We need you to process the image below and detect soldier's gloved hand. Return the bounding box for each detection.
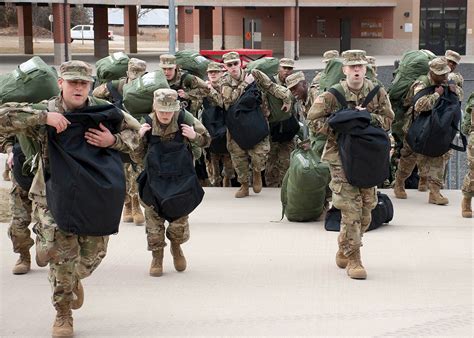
[181,124,196,140]
[7,152,13,170]
[435,86,444,96]
[139,123,151,138]
[244,73,255,84]
[85,123,116,148]
[46,112,71,133]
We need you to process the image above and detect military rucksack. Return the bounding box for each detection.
[318,58,345,94]
[95,52,129,85]
[281,140,330,222]
[0,56,59,104]
[175,50,210,79]
[246,57,279,77]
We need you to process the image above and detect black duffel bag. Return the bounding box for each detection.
[11,143,34,192]
[270,114,300,143]
[201,98,228,154]
[46,104,126,236]
[225,82,269,150]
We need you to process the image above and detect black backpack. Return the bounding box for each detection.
[328,85,391,188]
[12,143,34,192]
[137,111,204,221]
[225,82,269,150]
[325,192,394,232]
[406,86,466,157]
[106,80,124,110]
[269,115,300,143]
[45,104,126,236]
[201,98,228,154]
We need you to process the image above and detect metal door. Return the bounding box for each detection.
[243,19,262,49]
[340,18,351,52]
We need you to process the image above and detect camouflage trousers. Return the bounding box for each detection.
[265,140,295,187]
[462,137,474,197]
[329,165,377,256]
[226,131,270,185]
[206,151,235,187]
[124,162,142,202]
[33,203,108,311]
[396,139,446,189]
[7,177,33,254]
[144,205,190,251]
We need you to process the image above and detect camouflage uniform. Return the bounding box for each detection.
[461,93,473,209]
[0,61,140,315]
[307,59,394,258]
[221,57,270,191]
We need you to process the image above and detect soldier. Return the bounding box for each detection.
[461,92,473,218]
[93,57,147,225]
[204,62,235,187]
[0,60,140,337]
[307,50,394,279]
[220,51,270,198]
[393,57,456,205]
[445,50,464,101]
[134,89,210,277]
[311,50,340,92]
[252,58,294,187]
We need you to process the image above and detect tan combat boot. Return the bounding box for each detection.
[132,195,145,226]
[122,198,133,223]
[335,248,348,269]
[346,249,367,280]
[418,176,428,191]
[35,237,48,267]
[235,184,249,198]
[252,170,262,193]
[52,308,73,338]
[71,280,84,310]
[222,176,231,187]
[170,242,187,272]
[149,249,164,277]
[461,196,472,218]
[393,177,407,199]
[12,250,31,275]
[428,184,449,205]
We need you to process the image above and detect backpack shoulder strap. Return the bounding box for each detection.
[143,114,154,145]
[328,86,347,108]
[412,85,437,106]
[361,85,381,108]
[106,81,123,105]
[173,109,186,143]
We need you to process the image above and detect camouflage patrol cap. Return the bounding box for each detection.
[322,50,339,63]
[445,50,461,64]
[429,57,451,75]
[159,54,177,69]
[128,58,147,80]
[341,50,368,66]
[59,60,94,82]
[222,51,240,64]
[285,71,305,89]
[279,58,295,68]
[366,56,376,66]
[207,62,224,72]
[153,88,181,112]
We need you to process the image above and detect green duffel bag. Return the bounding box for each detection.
[95,52,129,84]
[281,140,331,222]
[175,50,210,79]
[0,56,59,104]
[122,70,170,116]
[318,58,345,94]
[246,57,279,77]
[388,49,436,102]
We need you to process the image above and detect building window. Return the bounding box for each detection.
[317,19,326,36]
[360,19,383,38]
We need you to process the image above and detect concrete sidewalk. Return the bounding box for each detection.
[1,184,472,337]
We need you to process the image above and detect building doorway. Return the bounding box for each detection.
[243,18,262,49]
[340,18,351,52]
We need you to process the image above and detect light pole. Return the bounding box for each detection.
[169,0,176,54]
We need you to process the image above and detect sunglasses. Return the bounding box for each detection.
[226,61,240,67]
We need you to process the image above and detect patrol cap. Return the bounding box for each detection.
[341,50,368,66]
[366,56,376,66]
[207,62,224,72]
[128,58,147,79]
[285,71,305,89]
[445,50,461,64]
[322,50,339,63]
[59,60,94,82]
[159,54,176,69]
[279,58,295,68]
[429,57,451,75]
[222,51,240,64]
[153,88,181,112]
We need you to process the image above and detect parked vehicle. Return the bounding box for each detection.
[70,25,113,42]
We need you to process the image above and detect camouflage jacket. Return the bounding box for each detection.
[0,135,14,154]
[221,70,251,111]
[132,110,211,164]
[448,72,464,101]
[307,79,394,165]
[252,70,292,119]
[206,81,224,108]
[92,77,128,101]
[462,92,473,136]
[0,96,141,206]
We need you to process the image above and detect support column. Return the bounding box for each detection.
[17,4,33,54]
[199,7,213,50]
[177,6,196,51]
[212,7,223,50]
[52,3,71,65]
[124,5,138,54]
[93,6,109,58]
[284,7,299,59]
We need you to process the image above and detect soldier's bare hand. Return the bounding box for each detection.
[84,123,116,148]
[181,124,196,140]
[177,89,187,98]
[435,86,444,95]
[139,123,151,138]
[244,74,255,84]
[7,152,14,169]
[46,112,70,133]
[448,83,457,93]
